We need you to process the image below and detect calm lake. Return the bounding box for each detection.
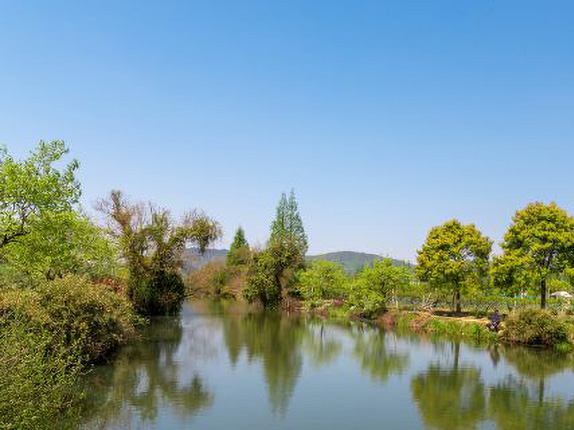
[75,301,574,429]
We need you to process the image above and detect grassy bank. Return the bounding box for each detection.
[0,276,140,430]
[304,299,574,350]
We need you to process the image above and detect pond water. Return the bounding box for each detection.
[75,301,574,429]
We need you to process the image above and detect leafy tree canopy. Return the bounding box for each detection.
[2,210,117,282]
[0,141,80,249]
[348,258,412,315]
[298,260,346,301]
[492,202,574,308]
[416,220,492,312]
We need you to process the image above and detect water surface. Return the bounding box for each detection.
[76,301,574,429]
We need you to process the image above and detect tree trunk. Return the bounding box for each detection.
[455,290,461,313]
[541,278,547,309]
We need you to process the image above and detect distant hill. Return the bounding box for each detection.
[182,248,228,274]
[182,248,413,275]
[306,251,414,273]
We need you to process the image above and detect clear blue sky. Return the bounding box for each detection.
[2,1,573,261]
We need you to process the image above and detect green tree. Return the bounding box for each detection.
[270,190,308,257]
[0,141,80,249]
[243,239,304,308]
[416,220,492,313]
[98,190,221,315]
[2,210,117,281]
[298,260,346,301]
[244,191,307,308]
[348,258,412,315]
[493,202,574,309]
[227,227,250,266]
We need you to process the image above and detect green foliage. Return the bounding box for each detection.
[348,258,412,316]
[548,277,572,294]
[227,227,250,266]
[0,276,139,361]
[501,309,569,346]
[2,210,117,282]
[98,190,221,315]
[493,202,574,309]
[0,317,83,430]
[270,190,308,257]
[0,141,80,249]
[0,276,138,429]
[129,270,187,316]
[416,220,492,312]
[243,249,283,307]
[298,260,347,301]
[244,191,307,308]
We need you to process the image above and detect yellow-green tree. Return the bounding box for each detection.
[298,260,346,300]
[348,258,412,315]
[417,220,492,312]
[0,141,80,249]
[2,210,116,281]
[492,202,574,309]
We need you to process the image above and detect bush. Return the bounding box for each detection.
[0,276,139,429]
[501,309,569,346]
[187,259,240,299]
[0,320,83,429]
[0,276,139,363]
[129,270,186,316]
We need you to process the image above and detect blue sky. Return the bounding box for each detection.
[2,1,573,261]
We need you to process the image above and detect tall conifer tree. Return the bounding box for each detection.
[227,226,250,265]
[269,189,308,256]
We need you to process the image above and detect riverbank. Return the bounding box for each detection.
[303,300,574,351]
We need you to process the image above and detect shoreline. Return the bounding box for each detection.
[301,301,574,351]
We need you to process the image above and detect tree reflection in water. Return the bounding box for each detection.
[411,342,486,430]
[303,321,343,368]
[411,341,574,430]
[72,302,574,430]
[218,308,304,415]
[488,346,574,430]
[351,325,409,383]
[80,317,213,429]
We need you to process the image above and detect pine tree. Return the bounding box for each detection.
[270,193,288,242]
[287,189,308,256]
[269,189,308,256]
[227,226,250,266]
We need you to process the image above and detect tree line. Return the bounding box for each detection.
[199,190,574,315]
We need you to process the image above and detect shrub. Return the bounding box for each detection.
[0,276,139,428]
[501,309,568,346]
[0,319,83,429]
[129,270,186,316]
[0,275,139,362]
[187,259,243,299]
